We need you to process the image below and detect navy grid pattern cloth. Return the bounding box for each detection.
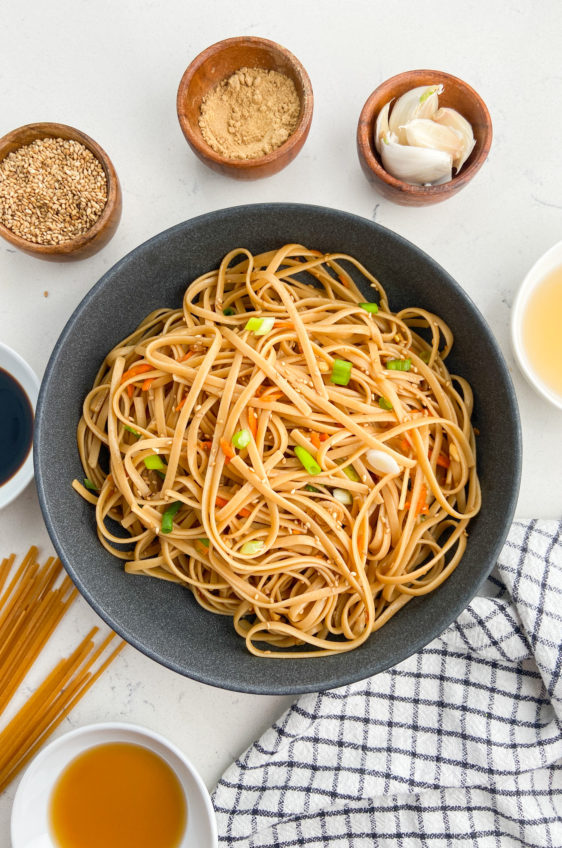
[213,520,562,847]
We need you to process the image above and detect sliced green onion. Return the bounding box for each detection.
[124,424,141,438]
[144,454,166,470]
[342,464,360,482]
[240,540,264,555]
[294,445,322,475]
[330,358,352,386]
[232,428,251,449]
[223,307,235,316]
[198,537,210,547]
[155,470,166,480]
[305,484,320,493]
[333,488,352,505]
[161,501,182,534]
[358,302,379,314]
[84,478,98,492]
[245,316,275,336]
[378,397,393,410]
[386,358,411,371]
[420,350,431,363]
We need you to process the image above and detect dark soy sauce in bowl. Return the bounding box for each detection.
[0,368,34,486]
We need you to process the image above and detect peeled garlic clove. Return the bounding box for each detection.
[403,118,463,160]
[365,449,400,475]
[380,135,452,185]
[374,100,392,155]
[432,107,475,172]
[388,85,443,143]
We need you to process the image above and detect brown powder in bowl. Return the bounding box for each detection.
[0,137,108,245]
[199,66,301,160]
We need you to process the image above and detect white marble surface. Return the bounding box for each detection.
[1,0,561,837]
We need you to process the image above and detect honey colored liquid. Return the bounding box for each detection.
[49,742,187,848]
[522,266,562,397]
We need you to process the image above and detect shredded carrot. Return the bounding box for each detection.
[319,433,329,442]
[428,449,450,468]
[405,484,429,516]
[141,378,153,392]
[127,385,134,399]
[338,274,350,289]
[215,495,228,508]
[400,436,412,452]
[195,540,210,556]
[260,389,284,403]
[176,397,186,412]
[120,363,151,384]
[276,321,294,329]
[220,438,235,463]
[179,351,194,362]
[310,432,321,449]
[248,408,258,438]
[198,440,212,451]
[238,507,251,518]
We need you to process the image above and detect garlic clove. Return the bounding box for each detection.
[388,85,444,143]
[374,100,392,155]
[365,449,401,475]
[432,107,476,172]
[380,134,452,185]
[403,118,464,161]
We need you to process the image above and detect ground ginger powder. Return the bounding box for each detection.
[199,67,300,160]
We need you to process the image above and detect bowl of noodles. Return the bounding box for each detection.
[34,204,521,693]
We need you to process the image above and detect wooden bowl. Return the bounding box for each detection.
[357,70,493,206]
[0,123,122,260]
[177,36,313,180]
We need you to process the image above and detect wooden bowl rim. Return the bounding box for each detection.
[0,121,121,255]
[176,35,314,172]
[357,69,493,198]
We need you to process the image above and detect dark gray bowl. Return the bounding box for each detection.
[34,203,521,694]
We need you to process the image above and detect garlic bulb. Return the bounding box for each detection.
[388,85,443,144]
[374,100,391,155]
[432,107,476,172]
[380,133,452,186]
[403,119,463,160]
[374,84,475,185]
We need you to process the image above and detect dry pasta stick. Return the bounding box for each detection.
[0,549,124,792]
[75,245,480,657]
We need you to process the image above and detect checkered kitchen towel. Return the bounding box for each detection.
[213,520,562,847]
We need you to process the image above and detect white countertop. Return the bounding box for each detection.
[1,0,562,836]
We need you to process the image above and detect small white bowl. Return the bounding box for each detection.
[11,722,218,847]
[511,240,562,410]
[0,343,39,508]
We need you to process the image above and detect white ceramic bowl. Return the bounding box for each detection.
[0,342,39,508]
[11,722,218,847]
[511,240,562,410]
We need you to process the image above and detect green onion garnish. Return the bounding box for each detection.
[223,307,235,316]
[198,537,210,547]
[342,464,360,482]
[244,316,275,336]
[144,455,166,471]
[386,358,411,371]
[333,488,352,505]
[420,350,431,363]
[305,484,320,493]
[124,424,141,438]
[232,429,251,449]
[294,445,322,475]
[240,540,264,555]
[161,501,182,534]
[358,302,379,314]
[84,478,98,492]
[330,359,352,386]
[379,397,393,410]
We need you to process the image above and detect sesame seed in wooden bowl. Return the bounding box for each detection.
[0,123,122,261]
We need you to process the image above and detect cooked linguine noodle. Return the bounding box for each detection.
[74,245,480,657]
